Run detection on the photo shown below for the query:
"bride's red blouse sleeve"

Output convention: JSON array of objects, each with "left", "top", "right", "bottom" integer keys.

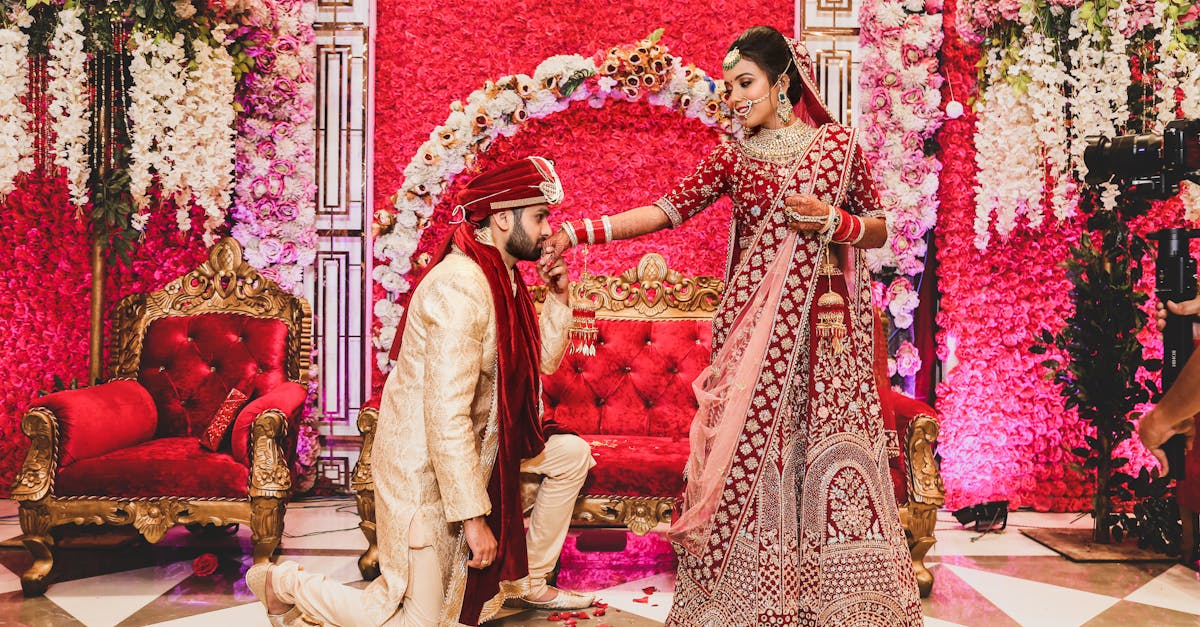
[{"left": 652, "top": 142, "right": 737, "bottom": 228}]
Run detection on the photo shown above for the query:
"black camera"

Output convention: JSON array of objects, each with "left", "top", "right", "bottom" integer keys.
[
  {"left": 1147, "top": 228, "right": 1198, "bottom": 481},
  {"left": 1084, "top": 118, "right": 1200, "bottom": 198}
]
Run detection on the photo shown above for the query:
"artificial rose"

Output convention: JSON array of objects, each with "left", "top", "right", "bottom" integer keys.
[{"left": 192, "top": 553, "right": 218, "bottom": 577}]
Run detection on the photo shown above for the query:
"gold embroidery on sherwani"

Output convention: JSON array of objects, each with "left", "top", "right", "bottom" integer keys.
[{"left": 364, "top": 245, "right": 573, "bottom": 627}]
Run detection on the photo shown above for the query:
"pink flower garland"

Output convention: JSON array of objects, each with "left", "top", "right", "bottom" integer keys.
[
  {"left": 229, "top": 0, "right": 317, "bottom": 295},
  {"left": 858, "top": 0, "right": 945, "bottom": 279},
  {"left": 858, "top": 0, "right": 945, "bottom": 388}
]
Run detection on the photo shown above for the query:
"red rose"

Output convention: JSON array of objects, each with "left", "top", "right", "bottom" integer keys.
[{"left": 193, "top": 553, "right": 219, "bottom": 577}]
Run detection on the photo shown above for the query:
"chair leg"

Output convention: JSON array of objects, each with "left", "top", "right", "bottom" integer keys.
[
  {"left": 251, "top": 496, "right": 286, "bottom": 565},
  {"left": 17, "top": 502, "right": 54, "bottom": 597},
  {"left": 355, "top": 489, "right": 380, "bottom": 581},
  {"left": 910, "top": 537, "right": 935, "bottom": 598},
  {"left": 905, "top": 502, "right": 938, "bottom": 598}
]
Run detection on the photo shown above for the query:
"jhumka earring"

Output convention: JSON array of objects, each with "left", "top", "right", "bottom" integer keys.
[
  {"left": 569, "top": 246, "right": 599, "bottom": 356},
  {"left": 777, "top": 91, "right": 794, "bottom": 124}
]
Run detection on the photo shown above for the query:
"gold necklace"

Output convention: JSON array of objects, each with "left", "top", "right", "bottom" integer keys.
[{"left": 739, "top": 123, "right": 818, "bottom": 162}]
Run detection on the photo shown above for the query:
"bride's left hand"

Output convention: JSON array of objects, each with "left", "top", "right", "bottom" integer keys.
[{"left": 783, "top": 194, "right": 831, "bottom": 234}]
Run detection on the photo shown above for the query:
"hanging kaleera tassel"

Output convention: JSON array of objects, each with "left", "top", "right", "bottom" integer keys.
[
  {"left": 569, "top": 245, "right": 599, "bottom": 356},
  {"left": 815, "top": 244, "right": 847, "bottom": 355}
]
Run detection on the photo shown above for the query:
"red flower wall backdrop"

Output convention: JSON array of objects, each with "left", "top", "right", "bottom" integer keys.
[
  {"left": 0, "top": 173, "right": 89, "bottom": 491},
  {"left": 371, "top": 0, "right": 792, "bottom": 394},
  {"left": 0, "top": 172, "right": 211, "bottom": 495},
  {"left": 0, "top": 1, "right": 316, "bottom": 496}
]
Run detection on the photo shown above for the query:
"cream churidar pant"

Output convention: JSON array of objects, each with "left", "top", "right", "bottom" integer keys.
[{"left": 267, "top": 433, "right": 592, "bottom": 626}]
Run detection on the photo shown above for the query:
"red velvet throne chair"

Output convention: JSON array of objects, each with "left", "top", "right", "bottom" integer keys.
[
  {"left": 10, "top": 237, "right": 312, "bottom": 596},
  {"left": 351, "top": 253, "right": 944, "bottom": 595}
]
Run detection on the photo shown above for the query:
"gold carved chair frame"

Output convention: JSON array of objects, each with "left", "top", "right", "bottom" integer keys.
[{"left": 10, "top": 237, "right": 312, "bottom": 596}]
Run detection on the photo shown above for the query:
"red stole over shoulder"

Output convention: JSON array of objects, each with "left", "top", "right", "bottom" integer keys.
[{"left": 389, "top": 223, "right": 547, "bottom": 625}]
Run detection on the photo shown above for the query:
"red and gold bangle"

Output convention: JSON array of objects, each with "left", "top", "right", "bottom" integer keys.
[
  {"left": 832, "top": 211, "right": 864, "bottom": 245},
  {"left": 847, "top": 217, "right": 866, "bottom": 245},
  {"left": 830, "top": 208, "right": 853, "bottom": 241},
  {"left": 568, "top": 218, "right": 613, "bottom": 245}
]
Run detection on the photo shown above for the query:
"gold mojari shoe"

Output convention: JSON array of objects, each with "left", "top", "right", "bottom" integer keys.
[
  {"left": 245, "top": 562, "right": 308, "bottom": 627},
  {"left": 504, "top": 587, "right": 596, "bottom": 610}
]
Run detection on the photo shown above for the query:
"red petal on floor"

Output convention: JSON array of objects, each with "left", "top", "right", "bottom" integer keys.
[
  {"left": 642, "top": 586, "right": 657, "bottom": 595},
  {"left": 593, "top": 608, "right": 607, "bottom": 617},
  {"left": 633, "top": 596, "right": 649, "bottom": 603}
]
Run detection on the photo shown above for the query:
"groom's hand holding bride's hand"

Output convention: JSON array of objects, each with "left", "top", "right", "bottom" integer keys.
[{"left": 537, "top": 249, "right": 570, "bottom": 305}]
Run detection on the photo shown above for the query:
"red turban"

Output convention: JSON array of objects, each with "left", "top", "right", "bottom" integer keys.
[{"left": 454, "top": 156, "right": 564, "bottom": 223}]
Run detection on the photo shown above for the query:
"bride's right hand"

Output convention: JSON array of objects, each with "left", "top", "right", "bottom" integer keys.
[{"left": 541, "top": 228, "right": 574, "bottom": 264}]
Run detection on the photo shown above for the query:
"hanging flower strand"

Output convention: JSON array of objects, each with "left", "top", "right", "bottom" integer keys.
[
  {"left": 47, "top": 7, "right": 92, "bottom": 210},
  {"left": 0, "top": 14, "right": 34, "bottom": 198}
]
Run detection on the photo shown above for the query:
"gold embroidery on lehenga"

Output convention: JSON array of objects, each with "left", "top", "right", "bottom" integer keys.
[{"left": 666, "top": 125, "right": 921, "bottom": 626}]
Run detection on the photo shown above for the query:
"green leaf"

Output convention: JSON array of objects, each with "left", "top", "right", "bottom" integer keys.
[{"left": 645, "top": 28, "right": 665, "bottom": 44}]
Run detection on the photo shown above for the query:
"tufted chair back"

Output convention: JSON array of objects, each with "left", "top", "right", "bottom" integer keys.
[
  {"left": 110, "top": 238, "right": 311, "bottom": 437},
  {"left": 138, "top": 315, "right": 292, "bottom": 437},
  {"left": 543, "top": 319, "right": 711, "bottom": 436},
  {"left": 537, "top": 253, "right": 722, "bottom": 437}
]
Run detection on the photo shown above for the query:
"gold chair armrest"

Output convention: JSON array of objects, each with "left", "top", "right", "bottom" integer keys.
[
  {"left": 351, "top": 406, "right": 380, "bottom": 580},
  {"left": 11, "top": 408, "right": 60, "bottom": 502},
  {"left": 906, "top": 413, "right": 945, "bottom": 507},
  {"left": 248, "top": 409, "right": 292, "bottom": 499},
  {"left": 351, "top": 406, "right": 378, "bottom": 494}
]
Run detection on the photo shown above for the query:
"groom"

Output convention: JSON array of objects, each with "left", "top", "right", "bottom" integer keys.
[{"left": 247, "top": 157, "right": 596, "bottom": 626}]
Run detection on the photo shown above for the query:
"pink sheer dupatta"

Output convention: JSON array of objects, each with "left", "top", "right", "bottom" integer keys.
[{"left": 668, "top": 233, "right": 799, "bottom": 555}]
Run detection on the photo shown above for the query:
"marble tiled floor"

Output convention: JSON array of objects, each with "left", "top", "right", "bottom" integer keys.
[{"left": 1, "top": 499, "right": 1197, "bottom": 626}]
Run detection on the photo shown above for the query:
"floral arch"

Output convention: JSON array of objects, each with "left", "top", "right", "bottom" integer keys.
[{"left": 369, "top": 32, "right": 734, "bottom": 370}]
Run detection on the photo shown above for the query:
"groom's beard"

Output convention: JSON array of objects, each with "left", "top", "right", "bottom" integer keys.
[{"left": 506, "top": 222, "right": 544, "bottom": 262}]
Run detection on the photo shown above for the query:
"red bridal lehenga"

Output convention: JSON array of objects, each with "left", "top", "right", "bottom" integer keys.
[{"left": 659, "top": 45, "right": 923, "bottom": 626}]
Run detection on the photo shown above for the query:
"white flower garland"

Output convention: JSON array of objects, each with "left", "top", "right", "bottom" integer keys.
[
  {"left": 47, "top": 8, "right": 92, "bottom": 209},
  {"left": 176, "top": 34, "right": 237, "bottom": 244},
  {"left": 373, "top": 42, "right": 729, "bottom": 370},
  {"left": 1068, "top": 3, "right": 1132, "bottom": 210},
  {"left": 127, "top": 31, "right": 188, "bottom": 215},
  {"left": 973, "top": 28, "right": 1078, "bottom": 250},
  {"left": 973, "top": 47, "right": 1042, "bottom": 249},
  {"left": 972, "top": 0, "right": 1145, "bottom": 246},
  {"left": 0, "top": 24, "right": 34, "bottom": 198},
  {"left": 1154, "top": 1, "right": 1200, "bottom": 123},
  {"left": 1021, "top": 31, "right": 1075, "bottom": 223}
]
